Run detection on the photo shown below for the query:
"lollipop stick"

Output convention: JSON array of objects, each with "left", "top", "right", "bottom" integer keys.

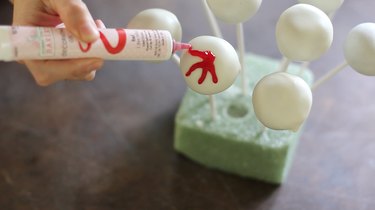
[
  {"left": 209, "top": 94, "right": 217, "bottom": 121},
  {"left": 256, "top": 124, "right": 267, "bottom": 138},
  {"left": 201, "top": 0, "right": 223, "bottom": 38},
  {"left": 328, "top": 11, "right": 336, "bottom": 20},
  {"left": 171, "top": 53, "right": 180, "bottom": 66},
  {"left": 299, "top": 11, "right": 336, "bottom": 76},
  {"left": 311, "top": 61, "right": 348, "bottom": 91},
  {"left": 278, "top": 57, "right": 291, "bottom": 72},
  {"left": 259, "top": 124, "right": 266, "bottom": 133},
  {"left": 236, "top": 23, "right": 247, "bottom": 95},
  {"left": 298, "top": 61, "right": 310, "bottom": 75}
]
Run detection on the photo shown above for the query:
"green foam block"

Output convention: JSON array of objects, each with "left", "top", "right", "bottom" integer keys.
[{"left": 174, "top": 54, "right": 313, "bottom": 184}]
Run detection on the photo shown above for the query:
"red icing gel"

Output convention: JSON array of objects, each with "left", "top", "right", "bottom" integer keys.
[{"left": 185, "top": 47, "right": 217, "bottom": 84}]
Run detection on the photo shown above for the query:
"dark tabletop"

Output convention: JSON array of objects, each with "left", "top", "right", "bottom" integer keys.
[{"left": 1, "top": 0, "right": 375, "bottom": 210}]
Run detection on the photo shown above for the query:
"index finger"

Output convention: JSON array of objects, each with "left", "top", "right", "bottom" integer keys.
[{"left": 47, "top": 0, "right": 99, "bottom": 42}]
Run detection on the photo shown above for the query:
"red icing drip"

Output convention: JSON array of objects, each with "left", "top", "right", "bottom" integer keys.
[{"left": 185, "top": 47, "right": 217, "bottom": 84}]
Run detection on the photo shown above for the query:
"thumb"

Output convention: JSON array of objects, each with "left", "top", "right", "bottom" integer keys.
[{"left": 50, "top": 0, "right": 99, "bottom": 42}]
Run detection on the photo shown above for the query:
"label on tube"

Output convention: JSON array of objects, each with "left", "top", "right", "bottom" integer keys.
[{"left": 0, "top": 26, "right": 175, "bottom": 61}]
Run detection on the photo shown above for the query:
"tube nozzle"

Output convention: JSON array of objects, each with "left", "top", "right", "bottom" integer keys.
[{"left": 173, "top": 41, "right": 191, "bottom": 53}]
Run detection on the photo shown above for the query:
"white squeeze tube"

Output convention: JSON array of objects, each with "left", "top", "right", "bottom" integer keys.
[{"left": 0, "top": 25, "right": 191, "bottom": 61}]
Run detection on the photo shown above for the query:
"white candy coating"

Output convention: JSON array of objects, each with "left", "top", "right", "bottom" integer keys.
[
  {"left": 206, "top": 0, "right": 262, "bottom": 24},
  {"left": 127, "top": 8, "right": 182, "bottom": 42},
  {"left": 180, "top": 36, "right": 240, "bottom": 95},
  {"left": 344, "top": 23, "right": 375, "bottom": 76},
  {"left": 252, "top": 72, "right": 312, "bottom": 132},
  {"left": 298, "top": 0, "right": 344, "bottom": 14},
  {"left": 276, "top": 4, "right": 333, "bottom": 61}
]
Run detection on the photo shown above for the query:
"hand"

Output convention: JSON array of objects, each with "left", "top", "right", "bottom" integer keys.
[{"left": 12, "top": 0, "right": 105, "bottom": 86}]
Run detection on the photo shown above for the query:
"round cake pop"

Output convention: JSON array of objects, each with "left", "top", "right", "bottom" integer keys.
[
  {"left": 276, "top": 4, "right": 333, "bottom": 61},
  {"left": 252, "top": 72, "right": 312, "bottom": 131},
  {"left": 127, "top": 8, "right": 182, "bottom": 42},
  {"left": 297, "top": 0, "right": 344, "bottom": 14},
  {"left": 206, "top": 0, "right": 262, "bottom": 24},
  {"left": 180, "top": 36, "right": 240, "bottom": 95},
  {"left": 344, "top": 23, "right": 375, "bottom": 76}
]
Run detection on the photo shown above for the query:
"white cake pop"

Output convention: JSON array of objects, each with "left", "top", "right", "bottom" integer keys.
[
  {"left": 206, "top": 0, "right": 262, "bottom": 24},
  {"left": 252, "top": 72, "right": 312, "bottom": 131},
  {"left": 344, "top": 23, "right": 375, "bottom": 76},
  {"left": 297, "top": 0, "right": 344, "bottom": 14},
  {"left": 276, "top": 4, "right": 333, "bottom": 61},
  {"left": 180, "top": 36, "right": 240, "bottom": 95},
  {"left": 127, "top": 8, "right": 182, "bottom": 42}
]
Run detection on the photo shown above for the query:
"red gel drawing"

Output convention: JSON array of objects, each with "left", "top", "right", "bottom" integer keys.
[
  {"left": 185, "top": 47, "right": 217, "bottom": 84},
  {"left": 79, "top": 28, "right": 127, "bottom": 54}
]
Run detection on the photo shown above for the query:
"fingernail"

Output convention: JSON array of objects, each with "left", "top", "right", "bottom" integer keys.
[
  {"left": 79, "top": 23, "right": 99, "bottom": 42},
  {"left": 55, "top": 23, "right": 66, "bottom": 28},
  {"left": 95, "top": 19, "right": 106, "bottom": 29},
  {"left": 85, "top": 71, "right": 96, "bottom": 81},
  {"left": 87, "top": 60, "right": 103, "bottom": 72}
]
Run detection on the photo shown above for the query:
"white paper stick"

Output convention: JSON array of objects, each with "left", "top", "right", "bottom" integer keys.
[
  {"left": 328, "top": 11, "right": 336, "bottom": 20},
  {"left": 311, "top": 61, "right": 348, "bottom": 91},
  {"left": 298, "top": 11, "right": 336, "bottom": 76},
  {"left": 278, "top": 56, "right": 291, "bottom": 72},
  {"left": 201, "top": 0, "right": 223, "bottom": 38},
  {"left": 236, "top": 23, "right": 247, "bottom": 95},
  {"left": 257, "top": 124, "right": 267, "bottom": 137},
  {"left": 298, "top": 61, "right": 310, "bottom": 75},
  {"left": 299, "top": 11, "right": 335, "bottom": 76},
  {"left": 171, "top": 53, "right": 181, "bottom": 66},
  {"left": 209, "top": 94, "right": 217, "bottom": 121}
]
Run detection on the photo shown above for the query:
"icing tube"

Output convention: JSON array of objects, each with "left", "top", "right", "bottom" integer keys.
[{"left": 0, "top": 25, "right": 191, "bottom": 61}]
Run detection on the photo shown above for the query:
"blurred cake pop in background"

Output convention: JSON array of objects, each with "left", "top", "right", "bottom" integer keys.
[
  {"left": 344, "top": 22, "right": 375, "bottom": 76},
  {"left": 297, "top": 0, "right": 344, "bottom": 14},
  {"left": 275, "top": 4, "right": 333, "bottom": 61},
  {"left": 127, "top": 8, "right": 182, "bottom": 42},
  {"left": 206, "top": 0, "right": 263, "bottom": 24}
]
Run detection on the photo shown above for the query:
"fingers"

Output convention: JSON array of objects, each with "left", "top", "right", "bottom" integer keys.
[
  {"left": 84, "top": 71, "right": 96, "bottom": 81},
  {"left": 12, "top": 0, "right": 105, "bottom": 86},
  {"left": 95, "top": 19, "right": 106, "bottom": 29},
  {"left": 25, "top": 58, "right": 103, "bottom": 86},
  {"left": 13, "top": 0, "right": 99, "bottom": 42},
  {"left": 12, "top": 0, "right": 61, "bottom": 26},
  {"left": 49, "top": 0, "right": 99, "bottom": 43},
  {"left": 18, "top": 19, "right": 106, "bottom": 86},
  {"left": 55, "top": 19, "right": 106, "bottom": 29}
]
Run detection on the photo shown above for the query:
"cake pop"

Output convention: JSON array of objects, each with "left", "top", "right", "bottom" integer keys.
[
  {"left": 252, "top": 72, "right": 312, "bottom": 131},
  {"left": 312, "top": 23, "right": 375, "bottom": 90},
  {"left": 127, "top": 8, "right": 182, "bottom": 42},
  {"left": 180, "top": 36, "right": 240, "bottom": 95},
  {"left": 344, "top": 23, "right": 375, "bottom": 76},
  {"left": 276, "top": 4, "right": 333, "bottom": 62},
  {"left": 296, "top": 1, "right": 344, "bottom": 75},
  {"left": 206, "top": 0, "right": 262, "bottom": 24},
  {"left": 297, "top": 0, "right": 344, "bottom": 14}
]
